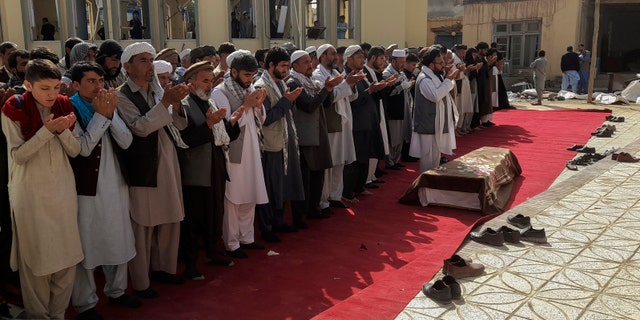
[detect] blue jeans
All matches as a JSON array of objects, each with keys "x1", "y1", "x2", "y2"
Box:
[{"x1": 578, "y1": 70, "x2": 589, "y2": 94}]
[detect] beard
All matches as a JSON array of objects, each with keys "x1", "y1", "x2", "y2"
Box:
[
  {"x1": 234, "y1": 74, "x2": 250, "y2": 89},
  {"x1": 273, "y1": 69, "x2": 288, "y2": 80},
  {"x1": 195, "y1": 87, "x2": 212, "y2": 101}
]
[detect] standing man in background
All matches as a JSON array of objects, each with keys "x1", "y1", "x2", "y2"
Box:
[{"x1": 530, "y1": 50, "x2": 547, "y2": 105}]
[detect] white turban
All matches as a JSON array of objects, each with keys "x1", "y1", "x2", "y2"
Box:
[
  {"x1": 290, "y1": 50, "x2": 308, "y2": 63},
  {"x1": 317, "y1": 44, "x2": 334, "y2": 57},
  {"x1": 121, "y1": 42, "x2": 156, "y2": 64},
  {"x1": 226, "y1": 49, "x2": 252, "y2": 68},
  {"x1": 343, "y1": 45, "x2": 362, "y2": 59},
  {"x1": 153, "y1": 60, "x2": 172, "y2": 75}
]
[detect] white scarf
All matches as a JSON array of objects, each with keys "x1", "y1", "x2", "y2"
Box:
[
  {"x1": 290, "y1": 69, "x2": 324, "y2": 95},
  {"x1": 315, "y1": 64, "x2": 350, "y2": 126},
  {"x1": 422, "y1": 67, "x2": 458, "y2": 155},
  {"x1": 224, "y1": 75, "x2": 264, "y2": 148}
]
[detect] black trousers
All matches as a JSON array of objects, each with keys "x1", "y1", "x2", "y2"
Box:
[
  {"x1": 291, "y1": 151, "x2": 324, "y2": 223},
  {"x1": 342, "y1": 160, "x2": 368, "y2": 199}
]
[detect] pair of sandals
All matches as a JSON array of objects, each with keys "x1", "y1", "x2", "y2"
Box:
[
  {"x1": 566, "y1": 153, "x2": 606, "y2": 170},
  {"x1": 612, "y1": 152, "x2": 640, "y2": 163},
  {"x1": 605, "y1": 115, "x2": 625, "y2": 122},
  {"x1": 567, "y1": 144, "x2": 596, "y2": 153}
]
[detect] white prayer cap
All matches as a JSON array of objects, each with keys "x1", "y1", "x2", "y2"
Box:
[
  {"x1": 305, "y1": 46, "x2": 317, "y2": 55},
  {"x1": 179, "y1": 48, "x2": 191, "y2": 60},
  {"x1": 386, "y1": 43, "x2": 398, "y2": 51},
  {"x1": 290, "y1": 50, "x2": 308, "y2": 63},
  {"x1": 121, "y1": 42, "x2": 156, "y2": 64},
  {"x1": 153, "y1": 60, "x2": 172, "y2": 74},
  {"x1": 392, "y1": 49, "x2": 406, "y2": 58},
  {"x1": 316, "y1": 44, "x2": 334, "y2": 57},
  {"x1": 226, "y1": 49, "x2": 252, "y2": 67},
  {"x1": 343, "y1": 45, "x2": 363, "y2": 59}
]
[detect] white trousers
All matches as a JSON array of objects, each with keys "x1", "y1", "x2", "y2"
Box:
[
  {"x1": 72, "y1": 263, "x2": 128, "y2": 313},
  {"x1": 367, "y1": 158, "x2": 379, "y2": 183},
  {"x1": 18, "y1": 257, "x2": 75, "y2": 320},
  {"x1": 319, "y1": 164, "x2": 345, "y2": 209},
  {"x1": 223, "y1": 198, "x2": 256, "y2": 251}
]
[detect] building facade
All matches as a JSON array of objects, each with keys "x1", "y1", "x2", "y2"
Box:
[
  {"x1": 0, "y1": 0, "x2": 428, "y2": 60},
  {"x1": 462, "y1": 0, "x2": 640, "y2": 79}
]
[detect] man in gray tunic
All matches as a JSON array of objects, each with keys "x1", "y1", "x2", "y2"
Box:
[
  {"x1": 529, "y1": 50, "x2": 547, "y2": 105},
  {"x1": 116, "y1": 42, "x2": 189, "y2": 298}
]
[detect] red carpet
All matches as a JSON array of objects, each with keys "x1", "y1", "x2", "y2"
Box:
[{"x1": 89, "y1": 109, "x2": 607, "y2": 320}]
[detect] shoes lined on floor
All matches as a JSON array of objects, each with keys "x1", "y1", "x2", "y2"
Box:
[
  {"x1": 470, "y1": 228, "x2": 504, "y2": 246},
  {"x1": 507, "y1": 214, "x2": 531, "y2": 229},
  {"x1": 520, "y1": 226, "x2": 547, "y2": 243}
]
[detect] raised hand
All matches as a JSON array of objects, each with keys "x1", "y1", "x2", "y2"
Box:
[
  {"x1": 324, "y1": 74, "x2": 344, "y2": 91},
  {"x1": 446, "y1": 68, "x2": 460, "y2": 80},
  {"x1": 368, "y1": 81, "x2": 387, "y2": 93},
  {"x1": 0, "y1": 87, "x2": 15, "y2": 106},
  {"x1": 160, "y1": 83, "x2": 189, "y2": 109},
  {"x1": 206, "y1": 107, "x2": 227, "y2": 128},
  {"x1": 92, "y1": 88, "x2": 117, "y2": 119},
  {"x1": 346, "y1": 70, "x2": 366, "y2": 87},
  {"x1": 283, "y1": 87, "x2": 303, "y2": 103}
]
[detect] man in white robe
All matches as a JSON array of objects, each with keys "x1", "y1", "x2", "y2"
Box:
[
  {"x1": 210, "y1": 51, "x2": 269, "y2": 259},
  {"x1": 410, "y1": 47, "x2": 459, "y2": 173},
  {"x1": 67, "y1": 61, "x2": 140, "y2": 319},
  {"x1": 313, "y1": 44, "x2": 359, "y2": 210}
]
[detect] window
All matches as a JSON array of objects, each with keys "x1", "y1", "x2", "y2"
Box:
[
  {"x1": 164, "y1": 0, "x2": 197, "y2": 39},
  {"x1": 71, "y1": 0, "x2": 106, "y2": 41},
  {"x1": 269, "y1": 0, "x2": 291, "y2": 39},
  {"x1": 27, "y1": 0, "x2": 61, "y2": 41},
  {"x1": 493, "y1": 20, "x2": 541, "y2": 68},
  {"x1": 230, "y1": 0, "x2": 256, "y2": 39},
  {"x1": 337, "y1": 0, "x2": 355, "y2": 39},
  {"x1": 306, "y1": 0, "x2": 326, "y2": 39},
  {"x1": 118, "y1": 0, "x2": 150, "y2": 40}
]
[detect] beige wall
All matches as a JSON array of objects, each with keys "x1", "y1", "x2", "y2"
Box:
[
  {"x1": 361, "y1": 0, "x2": 428, "y2": 48},
  {"x1": 0, "y1": 0, "x2": 26, "y2": 49},
  {"x1": 463, "y1": 0, "x2": 581, "y2": 78}
]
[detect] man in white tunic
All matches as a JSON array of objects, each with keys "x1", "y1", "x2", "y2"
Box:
[
  {"x1": 211, "y1": 51, "x2": 269, "y2": 259},
  {"x1": 410, "y1": 47, "x2": 459, "y2": 173},
  {"x1": 313, "y1": 44, "x2": 359, "y2": 210},
  {"x1": 67, "y1": 62, "x2": 140, "y2": 319},
  {"x1": 116, "y1": 42, "x2": 189, "y2": 298}
]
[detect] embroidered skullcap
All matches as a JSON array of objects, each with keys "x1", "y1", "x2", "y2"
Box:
[
  {"x1": 392, "y1": 49, "x2": 406, "y2": 58},
  {"x1": 183, "y1": 60, "x2": 214, "y2": 81},
  {"x1": 316, "y1": 44, "x2": 334, "y2": 57},
  {"x1": 96, "y1": 40, "x2": 123, "y2": 60},
  {"x1": 305, "y1": 46, "x2": 317, "y2": 55},
  {"x1": 343, "y1": 45, "x2": 363, "y2": 59},
  {"x1": 156, "y1": 48, "x2": 178, "y2": 61},
  {"x1": 290, "y1": 50, "x2": 308, "y2": 63},
  {"x1": 386, "y1": 43, "x2": 398, "y2": 51},
  {"x1": 153, "y1": 60, "x2": 172, "y2": 74},
  {"x1": 121, "y1": 42, "x2": 156, "y2": 64},
  {"x1": 179, "y1": 49, "x2": 191, "y2": 60},
  {"x1": 226, "y1": 49, "x2": 252, "y2": 67}
]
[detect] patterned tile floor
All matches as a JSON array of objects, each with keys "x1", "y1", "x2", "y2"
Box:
[{"x1": 398, "y1": 103, "x2": 640, "y2": 320}]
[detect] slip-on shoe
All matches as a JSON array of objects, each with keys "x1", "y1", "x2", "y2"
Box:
[
  {"x1": 520, "y1": 226, "x2": 547, "y2": 243},
  {"x1": 507, "y1": 214, "x2": 531, "y2": 228},
  {"x1": 442, "y1": 275, "x2": 462, "y2": 299},
  {"x1": 421, "y1": 279, "x2": 452, "y2": 302},
  {"x1": 497, "y1": 226, "x2": 521, "y2": 243},
  {"x1": 576, "y1": 146, "x2": 596, "y2": 153},
  {"x1": 566, "y1": 144, "x2": 583, "y2": 151},
  {"x1": 443, "y1": 256, "x2": 485, "y2": 278},
  {"x1": 470, "y1": 228, "x2": 504, "y2": 246}
]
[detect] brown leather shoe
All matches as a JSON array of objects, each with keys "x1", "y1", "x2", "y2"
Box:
[{"x1": 443, "y1": 255, "x2": 485, "y2": 278}]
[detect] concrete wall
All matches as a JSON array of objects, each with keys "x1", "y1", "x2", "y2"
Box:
[
  {"x1": 361, "y1": 0, "x2": 428, "y2": 48},
  {"x1": 463, "y1": 0, "x2": 582, "y2": 78},
  {"x1": 427, "y1": 17, "x2": 463, "y2": 46}
]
